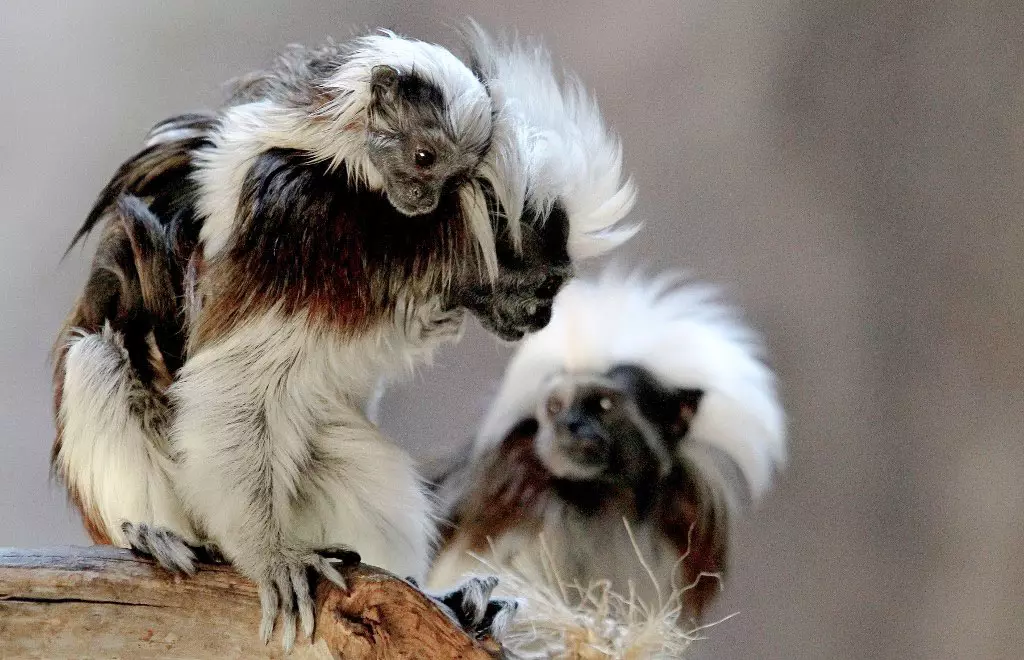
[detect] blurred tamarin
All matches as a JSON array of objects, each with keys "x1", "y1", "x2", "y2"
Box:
[
  {"x1": 52, "y1": 26, "x2": 636, "y2": 650},
  {"x1": 428, "y1": 269, "x2": 786, "y2": 620}
]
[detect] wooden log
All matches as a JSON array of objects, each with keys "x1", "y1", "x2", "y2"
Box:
[{"x1": 0, "y1": 546, "x2": 504, "y2": 659}]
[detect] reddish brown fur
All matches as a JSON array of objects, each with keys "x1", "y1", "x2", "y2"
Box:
[
  {"x1": 656, "y1": 473, "x2": 728, "y2": 619},
  {"x1": 439, "y1": 422, "x2": 553, "y2": 553},
  {"x1": 191, "y1": 149, "x2": 477, "y2": 350}
]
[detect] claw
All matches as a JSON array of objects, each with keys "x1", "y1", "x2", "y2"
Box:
[
  {"x1": 259, "y1": 580, "x2": 279, "y2": 645},
  {"x1": 429, "y1": 576, "x2": 520, "y2": 641},
  {"x1": 121, "y1": 521, "x2": 198, "y2": 575},
  {"x1": 255, "y1": 550, "x2": 356, "y2": 650},
  {"x1": 315, "y1": 546, "x2": 361, "y2": 565},
  {"x1": 290, "y1": 563, "x2": 314, "y2": 639},
  {"x1": 306, "y1": 553, "x2": 349, "y2": 591}
]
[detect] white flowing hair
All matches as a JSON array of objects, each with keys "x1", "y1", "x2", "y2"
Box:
[
  {"x1": 474, "y1": 266, "x2": 787, "y2": 503},
  {"x1": 462, "y1": 22, "x2": 640, "y2": 259}
]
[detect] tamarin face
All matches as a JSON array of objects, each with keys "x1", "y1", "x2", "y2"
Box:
[
  {"x1": 458, "y1": 204, "x2": 573, "y2": 341},
  {"x1": 534, "y1": 365, "x2": 704, "y2": 489},
  {"x1": 365, "y1": 65, "x2": 492, "y2": 216}
]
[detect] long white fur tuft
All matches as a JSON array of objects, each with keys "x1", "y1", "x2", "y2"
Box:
[
  {"x1": 463, "y1": 22, "x2": 640, "y2": 259},
  {"x1": 56, "y1": 324, "x2": 197, "y2": 545},
  {"x1": 473, "y1": 267, "x2": 786, "y2": 503}
]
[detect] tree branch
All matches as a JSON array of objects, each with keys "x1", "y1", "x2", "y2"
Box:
[{"x1": 0, "y1": 546, "x2": 503, "y2": 659}]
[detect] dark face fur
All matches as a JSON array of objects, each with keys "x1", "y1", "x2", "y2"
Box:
[
  {"x1": 457, "y1": 203, "x2": 573, "y2": 341},
  {"x1": 534, "y1": 365, "x2": 704, "y2": 488},
  {"x1": 365, "y1": 65, "x2": 489, "y2": 216}
]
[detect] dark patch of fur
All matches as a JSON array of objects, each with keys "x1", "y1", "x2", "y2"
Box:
[
  {"x1": 607, "y1": 365, "x2": 704, "y2": 448},
  {"x1": 436, "y1": 419, "x2": 552, "y2": 553},
  {"x1": 116, "y1": 195, "x2": 191, "y2": 376},
  {"x1": 457, "y1": 202, "x2": 573, "y2": 341},
  {"x1": 656, "y1": 463, "x2": 728, "y2": 619},
  {"x1": 63, "y1": 212, "x2": 164, "y2": 390},
  {"x1": 193, "y1": 148, "x2": 475, "y2": 347}
]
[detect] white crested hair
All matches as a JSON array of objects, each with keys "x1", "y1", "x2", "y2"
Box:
[
  {"x1": 462, "y1": 22, "x2": 640, "y2": 259},
  {"x1": 473, "y1": 267, "x2": 786, "y2": 503}
]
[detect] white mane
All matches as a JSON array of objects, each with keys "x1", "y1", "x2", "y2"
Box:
[
  {"x1": 464, "y1": 23, "x2": 640, "y2": 259},
  {"x1": 474, "y1": 267, "x2": 786, "y2": 502}
]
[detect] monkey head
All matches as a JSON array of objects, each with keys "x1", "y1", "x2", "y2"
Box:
[
  {"x1": 365, "y1": 64, "x2": 492, "y2": 216},
  {"x1": 457, "y1": 203, "x2": 573, "y2": 341},
  {"x1": 534, "y1": 365, "x2": 704, "y2": 491}
]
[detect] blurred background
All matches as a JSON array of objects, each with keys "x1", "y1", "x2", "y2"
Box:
[{"x1": 2, "y1": 1, "x2": 1022, "y2": 658}]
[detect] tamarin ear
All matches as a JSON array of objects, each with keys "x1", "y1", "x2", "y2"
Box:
[
  {"x1": 370, "y1": 65, "x2": 400, "y2": 101},
  {"x1": 668, "y1": 388, "x2": 704, "y2": 438}
]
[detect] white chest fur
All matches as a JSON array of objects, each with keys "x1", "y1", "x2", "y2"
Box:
[{"x1": 169, "y1": 310, "x2": 447, "y2": 580}]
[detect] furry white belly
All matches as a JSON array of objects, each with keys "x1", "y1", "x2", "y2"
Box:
[{"x1": 171, "y1": 311, "x2": 439, "y2": 578}]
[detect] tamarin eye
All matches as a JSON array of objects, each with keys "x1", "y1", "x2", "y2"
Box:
[
  {"x1": 599, "y1": 396, "x2": 614, "y2": 411},
  {"x1": 414, "y1": 148, "x2": 436, "y2": 168}
]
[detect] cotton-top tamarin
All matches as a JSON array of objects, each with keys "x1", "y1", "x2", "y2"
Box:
[{"x1": 429, "y1": 269, "x2": 786, "y2": 619}]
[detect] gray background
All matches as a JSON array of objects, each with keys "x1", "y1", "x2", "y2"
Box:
[{"x1": 2, "y1": 1, "x2": 1022, "y2": 658}]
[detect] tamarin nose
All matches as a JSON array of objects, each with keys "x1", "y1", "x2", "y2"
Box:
[
  {"x1": 409, "y1": 185, "x2": 424, "y2": 199},
  {"x1": 561, "y1": 415, "x2": 608, "y2": 462},
  {"x1": 566, "y1": 418, "x2": 587, "y2": 435},
  {"x1": 561, "y1": 410, "x2": 591, "y2": 436}
]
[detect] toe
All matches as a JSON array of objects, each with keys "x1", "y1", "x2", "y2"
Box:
[
  {"x1": 152, "y1": 528, "x2": 197, "y2": 575},
  {"x1": 274, "y1": 568, "x2": 298, "y2": 652},
  {"x1": 290, "y1": 563, "x2": 315, "y2": 639},
  {"x1": 258, "y1": 581, "x2": 279, "y2": 645},
  {"x1": 121, "y1": 521, "x2": 148, "y2": 553},
  {"x1": 481, "y1": 597, "x2": 520, "y2": 640},
  {"x1": 454, "y1": 575, "x2": 501, "y2": 627},
  {"x1": 306, "y1": 554, "x2": 349, "y2": 592}
]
